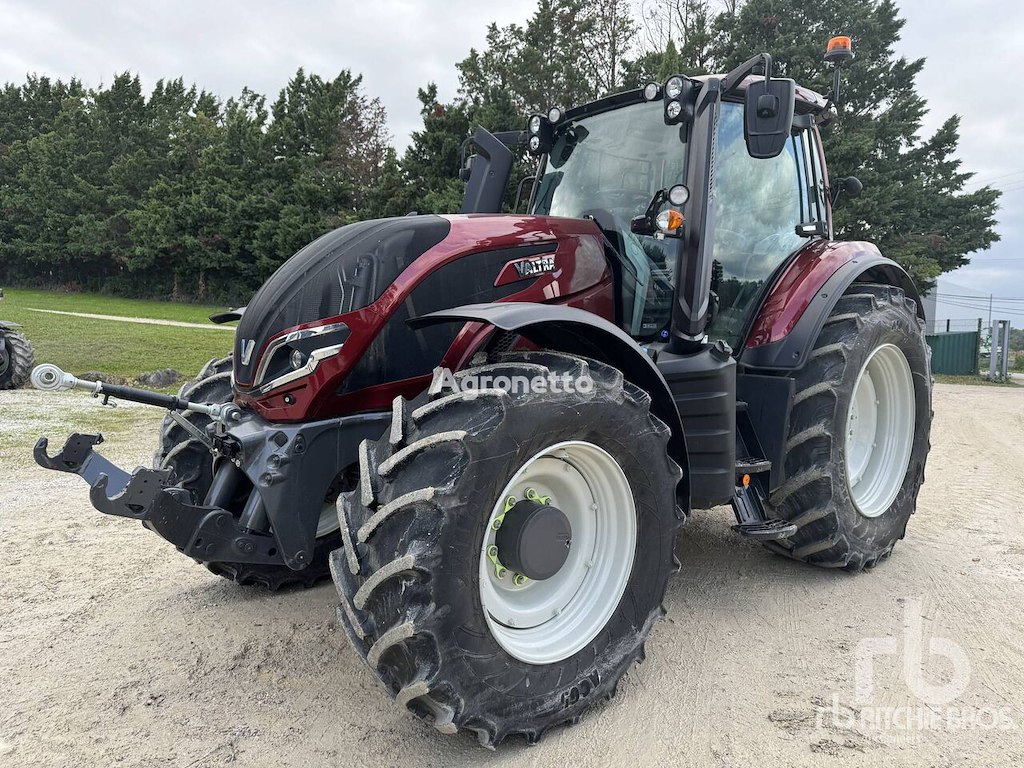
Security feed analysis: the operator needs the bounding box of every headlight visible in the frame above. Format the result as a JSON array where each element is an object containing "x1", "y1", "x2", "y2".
[
  {"x1": 250, "y1": 321, "x2": 350, "y2": 393},
  {"x1": 643, "y1": 82, "x2": 660, "y2": 101},
  {"x1": 666, "y1": 100, "x2": 682, "y2": 120},
  {"x1": 529, "y1": 135, "x2": 541, "y2": 152},
  {"x1": 529, "y1": 115, "x2": 542, "y2": 134},
  {"x1": 656, "y1": 209, "x2": 684, "y2": 234},
  {"x1": 665, "y1": 76, "x2": 684, "y2": 100},
  {"x1": 668, "y1": 184, "x2": 690, "y2": 206},
  {"x1": 547, "y1": 106, "x2": 564, "y2": 124}
]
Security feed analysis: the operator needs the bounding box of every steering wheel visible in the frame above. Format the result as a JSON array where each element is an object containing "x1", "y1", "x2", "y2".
[
  {"x1": 713, "y1": 227, "x2": 763, "y2": 281},
  {"x1": 600, "y1": 188, "x2": 652, "y2": 210}
]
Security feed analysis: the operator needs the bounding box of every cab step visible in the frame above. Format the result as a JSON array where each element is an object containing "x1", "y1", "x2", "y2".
[
  {"x1": 735, "y1": 457, "x2": 771, "y2": 475},
  {"x1": 729, "y1": 482, "x2": 795, "y2": 541},
  {"x1": 732, "y1": 519, "x2": 798, "y2": 540}
]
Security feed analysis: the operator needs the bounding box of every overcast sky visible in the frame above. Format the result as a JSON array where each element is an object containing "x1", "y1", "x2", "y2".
[{"x1": 1, "y1": 0, "x2": 1021, "y2": 323}]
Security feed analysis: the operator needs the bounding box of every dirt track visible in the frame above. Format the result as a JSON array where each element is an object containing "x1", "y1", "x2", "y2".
[{"x1": 1, "y1": 383, "x2": 1022, "y2": 767}]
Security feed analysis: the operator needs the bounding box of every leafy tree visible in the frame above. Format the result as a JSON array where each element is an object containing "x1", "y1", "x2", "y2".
[
  {"x1": 458, "y1": 0, "x2": 638, "y2": 115},
  {"x1": 396, "y1": 85, "x2": 472, "y2": 215},
  {"x1": 621, "y1": 37, "x2": 687, "y2": 85},
  {"x1": 0, "y1": 0, "x2": 1001, "y2": 301},
  {"x1": 361, "y1": 147, "x2": 416, "y2": 218},
  {"x1": 2, "y1": 91, "x2": 113, "y2": 283},
  {"x1": 0, "y1": 67, "x2": 391, "y2": 301},
  {"x1": 714, "y1": 0, "x2": 999, "y2": 288},
  {"x1": 628, "y1": 0, "x2": 717, "y2": 82}
]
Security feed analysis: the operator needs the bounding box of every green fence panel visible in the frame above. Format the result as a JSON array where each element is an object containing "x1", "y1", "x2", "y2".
[{"x1": 925, "y1": 331, "x2": 979, "y2": 375}]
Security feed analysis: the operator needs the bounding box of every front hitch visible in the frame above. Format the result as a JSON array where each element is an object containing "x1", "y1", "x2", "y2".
[
  {"x1": 34, "y1": 433, "x2": 284, "y2": 564},
  {"x1": 30, "y1": 364, "x2": 391, "y2": 570}
]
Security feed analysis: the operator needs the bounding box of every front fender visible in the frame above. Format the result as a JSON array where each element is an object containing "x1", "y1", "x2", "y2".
[
  {"x1": 741, "y1": 240, "x2": 923, "y2": 370},
  {"x1": 410, "y1": 302, "x2": 690, "y2": 513}
]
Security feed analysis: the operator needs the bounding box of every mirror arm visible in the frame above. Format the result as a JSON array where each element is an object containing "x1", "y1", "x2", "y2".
[
  {"x1": 831, "y1": 61, "x2": 844, "y2": 107},
  {"x1": 722, "y1": 52, "x2": 773, "y2": 97},
  {"x1": 513, "y1": 175, "x2": 537, "y2": 214}
]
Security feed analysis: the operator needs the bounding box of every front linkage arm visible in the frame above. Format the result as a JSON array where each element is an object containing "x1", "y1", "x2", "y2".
[{"x1": 31, "y1": 363, "x2": 239, "y2": 419}]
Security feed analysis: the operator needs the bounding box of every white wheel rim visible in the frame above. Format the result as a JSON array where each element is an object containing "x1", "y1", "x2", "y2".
[
  {"x1": 316, "y1": 502, "x2": 339, "y2": 537},
  {"x1": 845, "y1": 343, "x2": 915, "y2": 518},
  {"x1": 480, "y1": 440, "x2": 637, "y2": 665}
]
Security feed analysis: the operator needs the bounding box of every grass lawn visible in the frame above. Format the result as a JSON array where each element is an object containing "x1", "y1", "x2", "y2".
[{"x1": 1, "y1": 288, "x2": 234, "y2": 381}]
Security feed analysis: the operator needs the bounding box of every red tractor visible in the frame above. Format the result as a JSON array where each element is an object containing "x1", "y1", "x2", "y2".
[{"x1": 33, "y1": 38, "x2": 931, "y2": 746}]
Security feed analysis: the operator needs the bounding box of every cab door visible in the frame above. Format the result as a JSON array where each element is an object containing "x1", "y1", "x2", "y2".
[{"x1": 706, "y1": 102, "x2": 824, "y2": 349}]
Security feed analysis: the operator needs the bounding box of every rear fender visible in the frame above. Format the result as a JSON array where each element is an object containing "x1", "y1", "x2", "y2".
[
  {"x1": 410, "y1": 302, "x2": 690, "y2": 513},
  {"x1": 741, "y1": 241, "x2": 923, "y2": 370}
]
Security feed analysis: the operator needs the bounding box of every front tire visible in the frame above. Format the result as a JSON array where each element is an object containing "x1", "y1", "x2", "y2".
[
  {"x1": 333, "y1": 352, "x2": 683, "y2": 746},
  {"x1": 765, "y1": 283, "x2": 932, "y2": 570}
]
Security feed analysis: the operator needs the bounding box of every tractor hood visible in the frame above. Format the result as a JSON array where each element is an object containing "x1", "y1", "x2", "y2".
[
  {"x1": 232, "y1": 213, "x2": 611, "y2": 421},
  {"x1": 233, "y1": 215, "x2": 451, "y2": 390}
]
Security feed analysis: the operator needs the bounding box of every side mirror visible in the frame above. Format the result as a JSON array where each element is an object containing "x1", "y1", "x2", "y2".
[
  {"x1": 743, "y1": 77, "x2": 796, "y2": 159},
  {"x1": 831, "y1": 176, "x2": 863, "y2": 206},
  {"x1": 839, "y1": 176, "x2": 862, "y2": 198}
]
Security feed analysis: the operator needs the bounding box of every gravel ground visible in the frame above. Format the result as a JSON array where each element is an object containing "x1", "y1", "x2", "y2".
[{"x1": 1, "y1": 383, "x2": 1022, "y2": 767}]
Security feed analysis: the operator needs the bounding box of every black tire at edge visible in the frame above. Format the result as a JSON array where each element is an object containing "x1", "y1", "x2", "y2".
[{"x1": 0, "y1": 331, "x2": 35, "y2": 389}]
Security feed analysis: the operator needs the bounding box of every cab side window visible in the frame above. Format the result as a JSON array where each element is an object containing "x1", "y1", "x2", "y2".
[{"x1": 707, "y1": 102, "x2": 810, "y2": 349}]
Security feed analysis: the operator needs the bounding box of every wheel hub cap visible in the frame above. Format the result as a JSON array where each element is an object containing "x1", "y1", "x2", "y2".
[{"x1": 495, "y1": 499, "x2": 571, "y2": 581}]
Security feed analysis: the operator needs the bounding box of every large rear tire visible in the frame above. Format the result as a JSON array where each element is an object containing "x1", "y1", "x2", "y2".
[
  {"x1": 333, "y1": 352, "x2": 683, "y2": 746},
  {"x1": 764, "y1": 283, "x2": 932, "y2": 570},
  {"x1": 0, "y1": 330, "x2": 35, "y2": 390},
  {"x1": 154, "y1": 355, "x2": 344, "y2": 590}
]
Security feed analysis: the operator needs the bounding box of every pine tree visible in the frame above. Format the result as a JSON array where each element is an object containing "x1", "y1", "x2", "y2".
[
  {"x1": 715, "y1": 0, "x2": 999, "y2": 287},
  {"x1": 398, "y1": 85, "x2": 472, "y2": 214}
]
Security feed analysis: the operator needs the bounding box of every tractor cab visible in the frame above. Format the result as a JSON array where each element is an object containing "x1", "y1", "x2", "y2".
[
  {"x1": 524, "y1": 69, "x2": 832, "y2": 354},
  {"x1": 465, "y1": 50, "x2": 844, "y2": 357},
  {"x1": 530, "y1": 98, "x2": 684, "y2": 339}
]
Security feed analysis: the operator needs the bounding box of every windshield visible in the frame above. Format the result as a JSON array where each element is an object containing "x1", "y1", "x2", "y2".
[{"x1": 531, "y1": 100, "x2": 687, "y2": 338}]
